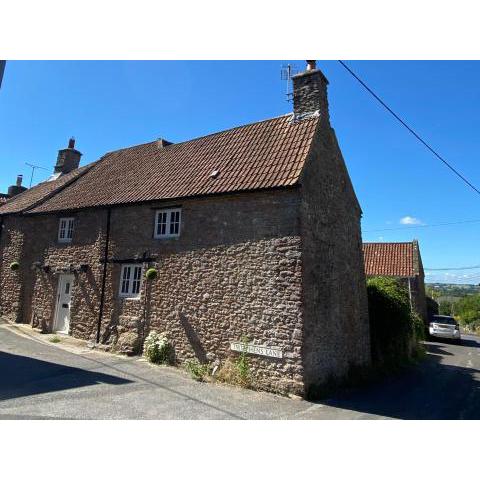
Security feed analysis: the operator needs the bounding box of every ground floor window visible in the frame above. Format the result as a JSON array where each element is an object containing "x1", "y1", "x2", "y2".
[{"x1": 119, "y1": 264, "x2": 143, "y2": 298}]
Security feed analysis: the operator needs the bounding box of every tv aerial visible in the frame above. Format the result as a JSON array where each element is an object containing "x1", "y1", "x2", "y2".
[
  {"x1": 280, "y1": 63, "x2": 299, "y2": 102},
  {"x1": 25, "y1": 162, "x2": 49, "y2": 187}
]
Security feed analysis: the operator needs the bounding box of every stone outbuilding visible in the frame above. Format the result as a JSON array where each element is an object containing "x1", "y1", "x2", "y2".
[
  {"x1": 363, "y1": 240, "x2": 428, "y2": 322},
  {"x1": 0, "y1": 61, "x2": 371, "y2": 396}
]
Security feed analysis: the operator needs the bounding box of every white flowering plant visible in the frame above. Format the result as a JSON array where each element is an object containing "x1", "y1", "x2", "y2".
[{"x1": 143, "y1": 331, "x2": 172, "y2": 364}]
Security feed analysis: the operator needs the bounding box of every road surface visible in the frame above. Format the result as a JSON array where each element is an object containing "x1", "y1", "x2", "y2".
[{"x1": 1, "y1": 321, "x2": 479, "y2": 419}]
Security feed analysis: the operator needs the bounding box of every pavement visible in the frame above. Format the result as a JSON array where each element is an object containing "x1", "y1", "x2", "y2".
[{"x1": 1, "y1": 319, "x2": 480, "y2": 419}]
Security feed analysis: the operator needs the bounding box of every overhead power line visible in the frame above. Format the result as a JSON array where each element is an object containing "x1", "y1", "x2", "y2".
[
  {"x1": 338, "y1": 60, "x2": 480, "y2": 198},
  {"x1": 424, "y1": 265, "x2": 480, "y2": 271},
  {"x1": 363, "y1": 218, "x2": 480, "y2": 233}
]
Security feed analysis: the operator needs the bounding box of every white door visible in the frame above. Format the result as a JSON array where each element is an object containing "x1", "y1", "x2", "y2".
[{"x1": 54, "y1": 274, "x2": 74, "y2": 333}]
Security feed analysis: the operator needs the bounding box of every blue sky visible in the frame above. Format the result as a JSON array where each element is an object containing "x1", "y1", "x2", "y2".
[{"x1": 1, "y1": 60, "x2": 480, "y2": 284}]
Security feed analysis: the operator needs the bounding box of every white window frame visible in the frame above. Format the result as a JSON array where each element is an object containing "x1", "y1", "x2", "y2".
[
  {"x1": 154, "y1": 208, "x2": 182, "y2": 239},
  {"x1": 119, "y1": 264, "x2": 143, "y2": 298},
  {"x1": 58, "y1": 217, "x2": 75, "y2": 243}
]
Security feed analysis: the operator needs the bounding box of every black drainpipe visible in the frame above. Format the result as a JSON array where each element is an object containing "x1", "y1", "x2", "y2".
[{"x1": 96, "y1": 207, "x2": 111, "y2": 344}]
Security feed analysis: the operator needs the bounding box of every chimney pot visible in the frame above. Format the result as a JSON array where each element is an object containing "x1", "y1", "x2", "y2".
[
  {"x1": 16, "y1": 174, "x2": 23, "y2": 187},
  {"x1": 306, "y1": 60, "x2": 317, "y2": 71},
  {"x1": 68, "y1": 137, "x2": 75, "y2": 149}
]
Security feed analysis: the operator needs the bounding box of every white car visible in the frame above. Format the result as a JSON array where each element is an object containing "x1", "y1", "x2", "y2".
[{"x1": 429, "y1": 315, "x2": 461, "y2": 342}]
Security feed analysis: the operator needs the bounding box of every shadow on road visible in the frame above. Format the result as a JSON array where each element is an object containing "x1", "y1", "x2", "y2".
[
  {"x1": 0, "y1": 351, "x2": 132, "y2": 402},
  {"x1": 457, "y1": 338, "x2": 480, "y2": 348},
  {"x1": 425, "y1": 343, "x2": 454, "y2": 356},
  {"x1": 318, "y1": 340, "x2": 480, "y2": 419}
]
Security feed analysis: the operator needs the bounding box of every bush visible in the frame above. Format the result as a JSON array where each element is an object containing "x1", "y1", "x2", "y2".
[
  {"x1": 464, "y1": 320, "x2": 480, "y2": 333},
  {"x1": 145, "y1": 268, "x2": 158, "y2": 280},
  {"x1": 184, "y1": 359, "x2": 211, "y2": 381},
  {"x1": 235, "y1": 347, "x2": 250, "y2": 387},
  {"x1": 367, "y1": 277, "x2": 414, "y2": 367},
  {"x1": 216, "y1": 338, "x2": 251, "y2": 388},
  {"x1": 411, "y1": 312, "x2": 425, "y2": 342},
  {"x1": 10, "y1": 261, "x2": 20, "y2": 271},
  {"x1": 216, "y1": 360, "x2": 250, "y2": 388},
  {"x1": 143, "y1": 331, "x2": 172, "y2": 364}
]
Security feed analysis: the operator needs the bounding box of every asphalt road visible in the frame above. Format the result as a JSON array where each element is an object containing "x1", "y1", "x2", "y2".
[{"x1": 1, "y1": 321, "x2": 479, "y2": 419}]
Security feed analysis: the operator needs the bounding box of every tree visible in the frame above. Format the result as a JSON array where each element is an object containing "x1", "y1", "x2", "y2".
[
  {"x1": 455, "y1": 294, "x2": 480, "y2": 327},
  {"x1": 439, "y1": 300, "x2": 453, "y2": 316}
]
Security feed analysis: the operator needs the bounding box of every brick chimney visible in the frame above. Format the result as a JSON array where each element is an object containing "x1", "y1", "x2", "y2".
[
  {"x1": 7, "y1": 175, "x2": 27, "y2": 197},
  {"x1": 54, "y1": 137, "x2": 82, "y2": 175},
  {"x1": 292, "y1": 60, "x2": 329, "y2": 121}
]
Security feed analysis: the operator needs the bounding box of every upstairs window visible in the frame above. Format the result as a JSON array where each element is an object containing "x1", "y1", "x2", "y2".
[
  {"x1": 154, "y1": 208, "x2": 182, "y2": 239},
  {"x1": 119, "y1": 264, "x2": 142, "y2": 298},
  {"x1": 58, "y1": 217, "x2": 75, "y2": 243}
]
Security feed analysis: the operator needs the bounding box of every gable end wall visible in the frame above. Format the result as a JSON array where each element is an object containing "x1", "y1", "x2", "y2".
[{"x1": 299, "y1": 121, "x2": 371, "y2": 392}]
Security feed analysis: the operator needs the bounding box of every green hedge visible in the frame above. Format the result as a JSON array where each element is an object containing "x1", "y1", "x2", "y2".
[{"x1": 367, "y1": 277, "x2": 414, "y2": 366}]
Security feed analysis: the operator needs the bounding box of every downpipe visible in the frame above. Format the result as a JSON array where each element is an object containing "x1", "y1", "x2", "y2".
[{"x1": 96, "y1": 208, "x2": 111, "y2": 344}]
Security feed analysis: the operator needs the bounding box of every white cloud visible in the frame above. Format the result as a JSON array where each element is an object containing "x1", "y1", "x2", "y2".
[{"x1": 399, "y1": 216, "x2": 424, "y2": 225}]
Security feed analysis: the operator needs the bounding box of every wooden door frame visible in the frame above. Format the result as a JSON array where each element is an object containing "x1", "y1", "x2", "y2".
[{"x1": 53, "y1": 273, "x2": 74, "y2": 333}]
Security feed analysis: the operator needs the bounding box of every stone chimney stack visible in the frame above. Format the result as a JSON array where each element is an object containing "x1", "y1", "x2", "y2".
[
  {"x1": 54, "y1": 137, "x2": 82, "y2": 175},
  {"x1": 292, "y1": 60, "x2": 329, "y2": 121},
  {"x1": 7, "y1": 174, "x2": 27, "y2": 197}
]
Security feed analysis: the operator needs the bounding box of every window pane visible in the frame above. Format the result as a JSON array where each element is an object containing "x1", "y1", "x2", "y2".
[
  {"x1": 67, "y1": 219, "x2": 74, "y2": 239},
  {"x1": 169, "y1": 210, "x2": 180, "y2": 235},
  {"x1": 157, "y1": 211, "x2": 167, "y2": 236},
  {"x1": 132, "y1": 266, "x2": 142, "y2": 294},
  {"x1": 121, "y1": 266, "x2": 131, "y2": 294},
  {"x1": 59, "y1": 220, "x2": 66, "y2": 239}
]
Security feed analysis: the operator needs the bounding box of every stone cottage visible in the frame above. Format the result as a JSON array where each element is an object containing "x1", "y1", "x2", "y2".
[
  {"x1": 0, "y1": 61, "x2": 370, "y2": 396},
  {"x1": 363, "y1": 240, "x2": 428, "y2": 322}
]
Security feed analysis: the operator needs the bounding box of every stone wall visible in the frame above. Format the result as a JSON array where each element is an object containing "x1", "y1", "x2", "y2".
[
  {"x1": 0, "y1": 216, "x2": 25, "y2": 323},
  {"x1": 299, "y1": 118, "x2": 371, "y2": 393},
  {"x1": 0, "y1": 211, "x2": 106, "y2": 334},
  {"x1": 28, "y1": 211, "x2": 106, "y2": 336},
  {"x1": 98, "y1": 191, "x2": 305, "y2": 395},
  {"x1": 414, "y1": 273, "x2": 428, "y2": 323},
  {"x1": 1, "y1": 190, "x2": 306, "y2": 395}
]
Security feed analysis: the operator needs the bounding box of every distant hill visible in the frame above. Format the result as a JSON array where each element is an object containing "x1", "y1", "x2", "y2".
[{"x1": 426, "y1": 283, "x2": 480, "y2": 298}]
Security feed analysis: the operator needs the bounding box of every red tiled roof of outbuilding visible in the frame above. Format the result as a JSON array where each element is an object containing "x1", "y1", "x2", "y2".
[
  {"x1": 28, "y1": 114, "x2": 319, "y2": 213},
  {"x1": 363, "y1": 242, "x2": 421, "y2": 277}
]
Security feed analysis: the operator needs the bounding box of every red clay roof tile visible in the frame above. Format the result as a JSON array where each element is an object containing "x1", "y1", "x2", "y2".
[
  {"x1": 28, "y1": 114, "x2": 319, "y2": 213},
  {"x1": 363, "y1": 242, "x2": 419, "y2": 277},
  {"x1": 0, "y1": 165, "x2": 93, "y2": 215}
]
